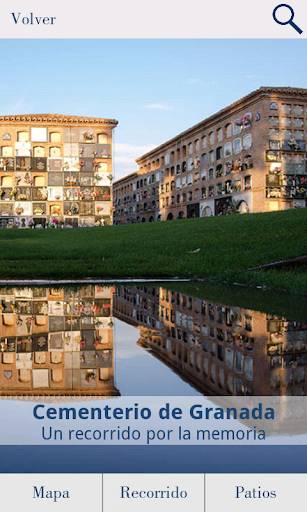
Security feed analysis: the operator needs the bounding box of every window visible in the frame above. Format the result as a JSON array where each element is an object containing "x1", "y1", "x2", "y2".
[
  {"x1": 233, "y1": 138, "x2": 242, "y2": 154},
  {"x1": 1, "y1": 176, "x2": 13, "y2": 186},
  {"x1": 49, "y1": 132, "x2": 61, "y2": 142},
  {"x1": 165, "y1": 153, "x2": 170, "y2": 165},
  {"x1": 201, "y1": 169, "x2": 207, "y2": 181},
  {"x1": 194, "y1": 171, "x2": 200, "y2": 183},
  {"x1": 97, "y1": 133, "x2": 108, "y2": 144},
  {"x1": 293, "y1": 105, "x2": 303, "y2": 115},
  {"x1": 225, "y1": 161, "x2": 233, "y2": 174},
  {"x1": 281, "y1": 104, "x2": 291, "y2": 114},
  {"x1": 209, "y1": 132, "x2": 215, "y2": 145},
  {"x1": 269, "y1": 102, "x2": 278, "y2": 110},
  {"x1": 216, "y1": 146, "x2": 223, "y2": 160},
  {"x1": 292, "y1": 153, "x2": 305, "y2": 164},
  {"x1": 294, "y1": 118, "x2": 304, "y2": 127},
  {"x1": 269, "y1": 128, "x2": 279, "y2": 138},
  {"x1": 234, "y1": 179, "x2": 241, "y2": 192},
  {"x1": 216, "y1": 164, "x2": 223, "y2": 178},
  {"x1": 176, "y1": 178, "x2": 181, "y2": 189},
  {"x1": 195, "y1": 139, "x2": 200, "y2": 151},
  {"x1": 201, "y1": 186, "x2": 207, "y2": 198},
  {"x1": 224, "y1": 142, "x2": 232, "y2": 157},
  {"x1": 188, "y1": 174, "x2": 193, "y2": 185},
  {"x1": 209, "y1": 185, "x2": 215, "y2": 197},
  {"x1": 225, "y1": 123, "x2": 232, "y2": 138},
  {"x1": 34, "y1": 176, "x2": 45, "y2": 186},
  {"x1": 181, "y1": 176, "x2": 187, "y2": 187},
  {"x1": 194, "y1": 188, "x2": 200, "y2": 200},
  {"x1": 188, "y1": 143, "x2": 193, "y2": 155},
  {"x1": 269, "y1": 116, "x2": 279, "y2": 126},
  {"x1": 187, "y1": 158, "x2": 193, "y2": 171},
  {"x1": 49, "y1": 147, "x2": 61, "y2": 157},
  {"x1": 225, "y1": 180, "x2": 232, "y2": 194},
  {"x1": 282, "y1": 129, "x2": 292, "y2": 139},
  {"x1": 243, "y1": 154, "x2": 253, "y2": 169},
  {"x1": 33, "y1": 146, "x2": 45, "y2": 157},
  {"x1": 217, "y1": 128, "x2": 223, "y2": 142},
  {"x1": 294, "y1": 130, "x2": 304, "y2": 139},
  {"x1": 243, "y1": 134, "x2": 252, "y2": 150},
  {"x1": 1, "y1": 146, "x2": 13, "y2": 157},
  {"x1": 281, "y1": 117, "x2": 291, "y2": 127},
  {"x1": 201, "y1": 153, "x2": 207, "y2": 165},
  {"x1": 209, "y1": 150, "x2": 214, "y2": 163},
  {"x1": 282, "y1": 153, "x2": 291, "y2": 164},
  {"x1": 98, "y1": 162, "x2": 108, "y2": 172},
  {"x1": 176, "y1": 164, "x2": 181, "y2": 174},
  {"x1": 244, "y1": 175, "x2": 252, "y2": 190},
  {"x1": 217, "y1": 182, "x2": 223, "y2": 195},
  {"x1": 182, "y1": 192, "x2": 186, "y2": 202},
  {"x1": 233, "y1": 120, "x2": 242, "y2": 135},
  {"x1": 202, "y1": 135, "x2": 207, "y2": 148},
  {"x1": 188, "y1": 190, "x2": 193, "y2": 201},
  {"x1": 208, "y1": 168, "x2": 214, "y2": 180},
  {"x1": 17, "y1": 131, "x2": 29, "y2": 142}
]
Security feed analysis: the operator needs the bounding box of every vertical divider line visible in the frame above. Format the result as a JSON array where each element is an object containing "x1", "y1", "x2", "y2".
[
  {"x1": 102, "y1": 473, "x2": 104, "y2": 512},
  {"x1": 204, "y1": 473, "x2": 206, "y2": 512}
]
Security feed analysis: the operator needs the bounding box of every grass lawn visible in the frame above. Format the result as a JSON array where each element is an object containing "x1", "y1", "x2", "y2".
[{"x1": 0, "y1": 208, "x2": 307, "y2": 293}]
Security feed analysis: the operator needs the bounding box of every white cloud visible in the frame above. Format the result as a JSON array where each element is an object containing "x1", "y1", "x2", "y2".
[
  {"x1": 244, "y1": 75, "x2": 260, "y2": 79},
  {"x1": 144, "y1": 103, "x2": 172, "y2": 111},
  {"x1": 114, "y1": 142, "x2": 156, "y2": 181},
  {"x1": 186, "y1": 78, "x2": 201, "y2": 84}
]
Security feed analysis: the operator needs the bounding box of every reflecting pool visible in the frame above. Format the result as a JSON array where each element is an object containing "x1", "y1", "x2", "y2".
[{"x1": 0, "y1": 283, "x2": 306, "y2": 397}]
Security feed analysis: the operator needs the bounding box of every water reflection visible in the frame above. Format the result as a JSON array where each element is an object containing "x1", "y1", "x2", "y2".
[
  {"x1": 0, "y1": 286, "x2": 119, "y2": 396},
  {"x1": 114, "y1": 285, "x2": 307, "y2": 397},
  {"x1": 0, "y1": 283, "x2": 306, "y2": 396}
]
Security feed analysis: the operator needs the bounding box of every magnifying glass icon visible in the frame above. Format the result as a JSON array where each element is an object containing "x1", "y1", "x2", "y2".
[{"x1": 273, "y1": 4, "x2": 303, "y2": 34}]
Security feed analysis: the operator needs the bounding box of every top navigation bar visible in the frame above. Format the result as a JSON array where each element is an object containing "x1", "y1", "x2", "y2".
[{"x1": 0, "y1": 0, "x2": 305, "y2": 38}]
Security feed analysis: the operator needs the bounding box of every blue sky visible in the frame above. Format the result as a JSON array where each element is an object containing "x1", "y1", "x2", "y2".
[{"x1": 0, "y1": 39, "x2": 306, "y2": 179}]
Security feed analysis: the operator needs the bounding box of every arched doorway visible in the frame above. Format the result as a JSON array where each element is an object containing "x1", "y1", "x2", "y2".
[
  {"x1": 167, "y1": 213, "x2": 173, "y2": 221},
  {"x1": 237, "y1": 200, "x2": 249, "y2": 214},
  {"x1": 202, "y1": 206, "x2": 213, "y2": 217},
  {"x1": 177, "y1": 211, "x2": 185, "y2": 219}
]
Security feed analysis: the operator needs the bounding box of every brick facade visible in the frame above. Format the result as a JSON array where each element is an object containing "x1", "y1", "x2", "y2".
[
  {"x1": 0, "y1": 114, "x2": 117, "y2": 228},
  {"x1": 114, "y1": 87, "x2": 307, "y2": 223}
]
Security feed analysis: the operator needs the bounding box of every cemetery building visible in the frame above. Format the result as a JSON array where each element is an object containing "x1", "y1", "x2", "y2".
[
  {"x1": 113, "y1": 86, "x2": 307, "y2": 223},
  {"x1": 0, "y1": 114, "x2": 117, "y2": 228}
]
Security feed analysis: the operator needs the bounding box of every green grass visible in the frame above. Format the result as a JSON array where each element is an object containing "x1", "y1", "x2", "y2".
[{"x1": 0, "y1": 208, "x2": 307, "y2": 293}]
